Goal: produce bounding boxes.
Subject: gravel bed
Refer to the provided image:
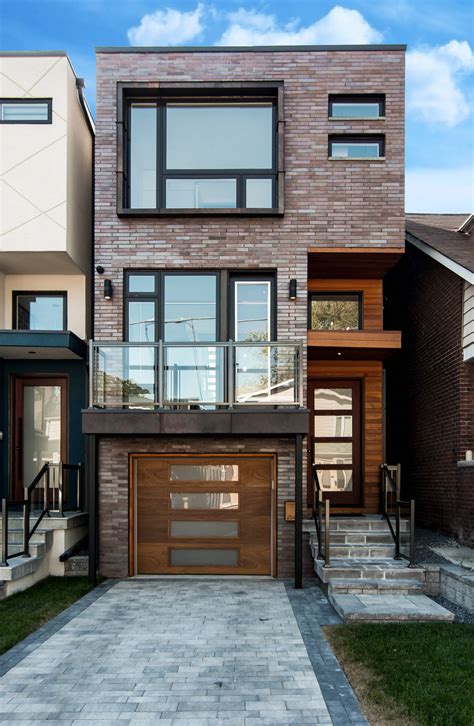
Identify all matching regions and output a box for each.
[430,593,474,624]
[415,526,462,565]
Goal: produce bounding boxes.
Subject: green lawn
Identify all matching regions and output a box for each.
[326,622,474,726]
[0,576,96,655]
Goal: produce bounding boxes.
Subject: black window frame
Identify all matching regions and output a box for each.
[124,270,277,342]
[13,291,67,331]
[328,94,385,119]
[328,134,385,159]
[117,82,284,217]
[0,98,52,124]
[308,292,363,331]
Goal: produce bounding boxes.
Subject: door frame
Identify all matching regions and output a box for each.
[129,452,277,577]
[307,378,363,508]
[10,374,68,499]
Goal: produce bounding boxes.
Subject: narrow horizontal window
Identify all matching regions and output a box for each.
[316,469,353,492]
[128,275,156,293]
[314,415,353,437]
[314,442,352,466]
[0,99,51,123]
[166,178,237,209]
[329,95,385,119]
[170,464,238,481]
[314,388,353,411]
[309,293,361,331]
[329,135,384,159]
[169,548,239,566]
[170,521,239,538]
[170,492,239,509]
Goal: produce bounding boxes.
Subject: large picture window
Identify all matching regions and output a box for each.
[13,292,67,331]
[120,84,281,214]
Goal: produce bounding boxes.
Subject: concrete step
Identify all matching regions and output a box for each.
[329,592,455,622]
[6,529,46,545]
[315,558,425,584]
[0,554,43,581]
[329,578,423,596]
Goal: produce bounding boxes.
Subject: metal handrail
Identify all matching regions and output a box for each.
[312,464,330,567]
[89,339,303,409]
[381,463,416,567]
[1,461,83,567]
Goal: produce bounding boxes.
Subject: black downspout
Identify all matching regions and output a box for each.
[295,433,303,589]
[86,434,97,585]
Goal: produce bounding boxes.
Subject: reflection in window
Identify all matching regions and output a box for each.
[330,138,383,159]
[170,464,238,481]
[316,469,353,491]
[314,442,352,465]
[166,104,273,170]
[1,100,50,122]
[310,294,361,331]
[235,281,271,342]
[314,415,352,437]
[166,178,237,209]
[164,275,217,342]
[15,294,65,331]
[246,178,273,208]
[314,388,352,410]
[130,104,157,208]
[170,492,239,509]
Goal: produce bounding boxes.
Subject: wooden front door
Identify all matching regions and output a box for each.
[132,454,274,575]
[11,376,68,500]
[308,379,362,507]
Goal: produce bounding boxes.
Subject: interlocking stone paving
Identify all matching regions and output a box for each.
[0,579,352,724]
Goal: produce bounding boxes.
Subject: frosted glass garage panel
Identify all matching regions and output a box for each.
[170,521,239,538]
[170,549,239,566]
[170,464,238,481]
[170,492,239,510]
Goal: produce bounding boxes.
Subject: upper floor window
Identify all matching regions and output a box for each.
[13,292,67,330]
[309,293,361,331]
[118,83,282,215]
[0,99,52,124]
[329,95,385,119]
[329,135,384,159]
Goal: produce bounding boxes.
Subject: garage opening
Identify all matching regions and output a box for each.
[131,454,275,575]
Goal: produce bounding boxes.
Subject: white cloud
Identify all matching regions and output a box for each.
[407,40,474,127]
[405,167,474,213]
[217,6,383,46]
[128,4,204,46]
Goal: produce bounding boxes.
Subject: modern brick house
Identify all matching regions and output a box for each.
[386,213,474,546]
[84,44,406,586]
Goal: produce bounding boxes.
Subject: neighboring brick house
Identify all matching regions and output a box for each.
[83,44,406,584]
[385,213,474,546]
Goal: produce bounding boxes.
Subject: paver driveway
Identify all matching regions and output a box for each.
[0,579,334,724]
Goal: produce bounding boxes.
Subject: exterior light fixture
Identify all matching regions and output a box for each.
[289,279,297,300]
[104,279,113,300]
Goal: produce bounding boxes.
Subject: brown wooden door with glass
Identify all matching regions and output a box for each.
[309,380,361,507]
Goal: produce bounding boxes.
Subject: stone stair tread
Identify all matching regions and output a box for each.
[0,555,43,581]
[329,592,455,622]
[329,578,422,591]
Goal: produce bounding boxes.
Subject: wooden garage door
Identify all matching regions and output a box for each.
[132,455,274,575]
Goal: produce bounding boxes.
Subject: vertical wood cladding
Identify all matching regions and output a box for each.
[385,247,474,546]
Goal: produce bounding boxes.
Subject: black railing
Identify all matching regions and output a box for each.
[1,462,83,567]
[381,464,416,567]
[312,464,331,567]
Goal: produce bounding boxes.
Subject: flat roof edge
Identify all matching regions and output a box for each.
[96,44,407,54]
[0,50,68,57]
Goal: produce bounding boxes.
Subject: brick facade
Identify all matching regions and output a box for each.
[93,47,405,578]
[385,246,474,545]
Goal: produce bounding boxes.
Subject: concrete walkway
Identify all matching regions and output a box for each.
[0,579,365,724]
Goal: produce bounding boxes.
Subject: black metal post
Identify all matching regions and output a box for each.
[23,487,30,557]
[324,499,331,567]
[395,502,401,559]
[409,499,416,567]
[294,433,303,589]
[1,499,8,566]
[86,434,98,585]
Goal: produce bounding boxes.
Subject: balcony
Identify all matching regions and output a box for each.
[89,341,303,409]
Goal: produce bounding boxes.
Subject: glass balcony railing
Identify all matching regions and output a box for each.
[89,341,303,408]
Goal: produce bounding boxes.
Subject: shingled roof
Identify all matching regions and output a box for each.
[406,213,474,277]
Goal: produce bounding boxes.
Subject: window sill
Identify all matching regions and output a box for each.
[328,157,385,162]
[117,206,283,217]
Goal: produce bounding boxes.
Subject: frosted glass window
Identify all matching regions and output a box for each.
[170,549,239,566]
[130,105,157,208]
[170,492,239,510]
[166,178,236,208]
[170,521,239,537]
[314,442,352,465]
[1,101,50,122]
[314,388,352,410]
[166,104,273,170]
[315,415,352,437]
[170,464,238,481]
[316,469,353,491]
[246,178,273,208]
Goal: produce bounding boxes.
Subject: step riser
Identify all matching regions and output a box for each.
[310,540,395,559]
[327,533,395,544]
[314,562,425,584]
[328,520,409,532]
[330,586,423,596]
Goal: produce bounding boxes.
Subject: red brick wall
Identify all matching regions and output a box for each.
[385,247,474,545]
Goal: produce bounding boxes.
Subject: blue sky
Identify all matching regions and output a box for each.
[1,0,473,212]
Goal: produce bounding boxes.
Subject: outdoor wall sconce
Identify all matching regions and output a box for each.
[104,279,113,300]
[284,500,296,522]
[289,279,297,300]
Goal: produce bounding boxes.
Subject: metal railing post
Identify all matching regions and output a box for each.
[77,463,82,511]
[88,340,94,407]
[23,487,30,557]
[158,341,164,408]
[58,464,64,517]
[298,341,304,407]
[317,490,323,559]
[396,463,402,499]
[1,500,8,566]
[45,465,50,517]
[409,499,416,567]
[324,498,331,567]
[395,502,401,559]
[228,341,234,408]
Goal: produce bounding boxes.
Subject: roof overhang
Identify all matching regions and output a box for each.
[0,331,87,360]
[406,232,474,285]
[308,247,405,279]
